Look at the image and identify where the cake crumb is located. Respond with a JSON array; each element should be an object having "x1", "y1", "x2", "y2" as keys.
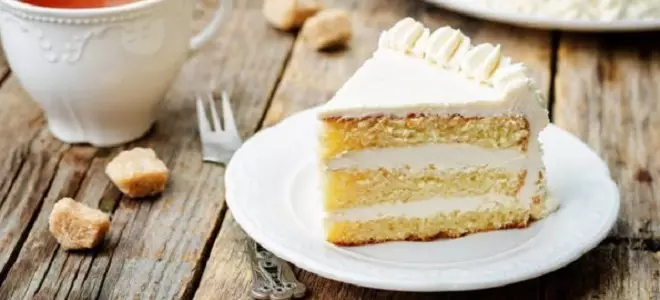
[
  {"x1": 538, "y1": 196, "x2": 560, "y2": 218},
  {"x1": 105, "y1": 147, "x2": 169, "y2": 198},
  {"x1": 49, "y1": 198, "x2": 111, "y2": 250},
  {"x1": 301, "y1": 9, "x2": 351, "y2": 50},
  {"x1": 263, "y1": 0, "x2": 323, "y2": 31}
]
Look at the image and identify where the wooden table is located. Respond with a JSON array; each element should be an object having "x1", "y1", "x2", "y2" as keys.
[{"x1": 1, "y1": 0, "x2": 659, "y2": 299}]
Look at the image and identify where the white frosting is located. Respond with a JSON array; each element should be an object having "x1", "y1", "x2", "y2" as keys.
[
  {"x1": 319, "y1": 50, "x2": 502, "y2": 115},
  {"x1": 325, "y1": 194, "x2": 523, "y2": 222},
  {"x1": 411, "y1": 28, "x2": 430, "y2": 58},
  {"x1": 327, "y1": 144, "x2": 526, "y2": 171},
  {"x1": 461, "y1": 44, "x2": 501, "y2": 82},
  {"x1": 378, "y1": 18, "x2": 425, "y2": 52},
  {"x1": 491, "y1": 63, "x2": 529, "y2": 90},
  {"x1": 425, "y1": 27, "x2": 465, "y2": 66},
  {"x1": 466, "y1": 0, "x2": 660, "y2": 21},
  {"x1": 318, "y1": 17, "x2": 550, "y2": 215},
  {"x1": 318, "y1": 19, "x2": 547, "y2": 118},
  {"x1": 448, "y1": 35, "x2": 472, "y2": 70}
]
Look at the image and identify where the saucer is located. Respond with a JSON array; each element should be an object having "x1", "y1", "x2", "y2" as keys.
[{"x1": 225, "y1": 108, "x2": 620, "y2": 292}]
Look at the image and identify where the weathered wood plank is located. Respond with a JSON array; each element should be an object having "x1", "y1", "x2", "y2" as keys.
[
  {"x1": 302, "y1": 244, "x2": 660, "y2": 299},
  {"x1": 0, "y1": 76, "x2": 46, "y2": 210},
  {"x1": 0, "y1": 0, "x2": 294, "y2": 298},
  {"x1": 0, "y1": 129, "x2": 68, "y2": 280},
  {"x1": 194, "y1": 212, "x2": 251, "y2": 300},
  {"x1": 554, "y1": 32, "x2": 660, "y2": 239},
  {"x1": 0, "y1": 146, "x2": 98, "y2": 300},
  {"x1": 0, "y1": 72, "x2": 69, "y2": 278}
]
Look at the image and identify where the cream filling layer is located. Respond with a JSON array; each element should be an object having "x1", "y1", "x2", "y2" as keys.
[
  {"x1": 326, "y1": 144, "x2": 527, "y2": 171},
  {"x1": 324, "y1": 194, "x2": 525, "y2": 222}
]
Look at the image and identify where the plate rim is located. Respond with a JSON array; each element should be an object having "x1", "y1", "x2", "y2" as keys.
[
  {"x1": 226, "y1": 108, "x2": 621, "y2": 292},
  {"x1": 425, "y1": 0, "x2": 660, "y2": 32}
]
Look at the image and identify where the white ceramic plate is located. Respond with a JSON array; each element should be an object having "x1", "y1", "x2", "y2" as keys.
[
  {"x1": 226, "y1": 108, "x2": 620, "y2": 292},
  {"x1": 425, "y1": 0, "x2": 660, "y2": 32}
]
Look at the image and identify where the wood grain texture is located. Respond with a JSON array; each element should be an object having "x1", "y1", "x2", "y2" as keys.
[
  {"x1": 194, "y1": 212, "x2": 251, "y2": 300},
  {"x1": 0, "y1": 146, "x2": 99, "y2": 300},
  {"x1": 553, "y1": 32, "x2": 660, "y2": 239},
  {"x1": 0, "y1": 130, "x2": 68, "y2": 279},
  {"x1": 0, "y1": 77, "x2": 45, "y2": 206},
  {"x1": 0, "y1": 0, "x2": 294, "y2": 298},
  {"x1": 0, "y1": 74, "x2": 67, "y2": 278},
  {"x1": 295, "y1": 245, "x2": 660, "y2": 300}
]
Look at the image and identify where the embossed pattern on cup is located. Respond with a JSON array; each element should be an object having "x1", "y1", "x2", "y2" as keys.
[{"x1": 0, "y1": 0, "x2": 227, "y2": 146}]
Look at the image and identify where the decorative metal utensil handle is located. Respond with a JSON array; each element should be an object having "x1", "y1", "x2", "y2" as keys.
[{"x1": 248, "y1": 241, "x2": 306, "y2": 300}]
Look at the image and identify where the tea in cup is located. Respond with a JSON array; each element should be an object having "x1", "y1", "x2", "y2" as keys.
[
  {"x1": 0, "y1": 0, "x2": 229, "y2": 146},
  {"x1": 20, "y1": 0, "x2": 141, "y2": 9}
]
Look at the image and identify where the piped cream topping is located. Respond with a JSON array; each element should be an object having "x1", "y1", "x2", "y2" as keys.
[
  {"x1": 378, "y1": 17, "x2": 425, "y2": 52},
  {"x1": 376, "y1": 18, "x2": 541, "y2": 98},
  {"x1": 425, "y1": 27, "x2": 462, "y2": 66},
  {"x1": 411, "y1": 28, "x2": 430, "y2": 58},
  {"x1": 461, "y1": 43, "x2": 502, "y2": 82},
  {"x1": 491, "y1": 63, "x2": 529, "y2": 90}
]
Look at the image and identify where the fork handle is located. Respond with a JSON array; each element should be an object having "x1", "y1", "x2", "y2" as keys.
[{"x1": 247, "y1": 241, "x2": 306, "y2": 300}]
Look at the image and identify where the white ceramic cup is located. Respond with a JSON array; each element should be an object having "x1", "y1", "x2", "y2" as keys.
[{"x1": 0, "y1": 0, "x2": 229, "y2": 146}]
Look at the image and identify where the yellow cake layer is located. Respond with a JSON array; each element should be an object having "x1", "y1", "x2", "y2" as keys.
[
  {"x1": 530, "y1": 169, "x2": 547, "y2": 219},
  {"x1": 325, "y1": 207, "x2": 531, "y2": 246},
  {"x1": 324, "y1": 167, "x2": 526, "y2": 211},
  {"x1": 320, "y1": 115, "x2": 529, "y2": 162}
]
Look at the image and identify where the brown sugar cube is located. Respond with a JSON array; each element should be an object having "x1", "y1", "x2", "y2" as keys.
[
  {"x1": 49, "y1": 198, "x2": 111, "y2": 250},
  {"x1": 263, "y1": 0, "x2": 323, "y2": 31},
  {"x1": 301, "y1": 9, "x2": 352, "y2": 50},
  {"x1": 105, "y1": 147, "x2": 169, "y2": 198}
]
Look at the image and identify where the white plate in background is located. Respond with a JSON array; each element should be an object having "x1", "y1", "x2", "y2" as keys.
[{"x1": 425, "y1": 0, "x2": 660, "y2": 32}]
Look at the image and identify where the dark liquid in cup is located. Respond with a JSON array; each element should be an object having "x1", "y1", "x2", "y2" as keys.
[{"x1": 20, "y1": 0, "x2": 140, "y2": 8}]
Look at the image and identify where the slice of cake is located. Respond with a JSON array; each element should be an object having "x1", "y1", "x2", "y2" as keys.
[{"x1": 317, "y1": 18, "x2": 554, "y2": 246}]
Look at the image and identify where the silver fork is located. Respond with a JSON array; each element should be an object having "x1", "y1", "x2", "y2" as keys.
[
  {"x1": 195, "y1": 91, "x2": 306, "y2": 299},
  {"x1": 196, "y1": 90, "x2": 243, "y2": 164}
]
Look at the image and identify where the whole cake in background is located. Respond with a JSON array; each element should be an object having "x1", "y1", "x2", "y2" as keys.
[
  {"x1": 317, "y1": 18, "x2": 558, "y2": 246},
  {"x1": 467, "y1": 0, "x2": 660, "y2": 21}
]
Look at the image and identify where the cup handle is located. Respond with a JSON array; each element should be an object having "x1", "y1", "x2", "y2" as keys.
[{"x1": 188, "y1": 0, "x2": 231, "y2": 55}]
